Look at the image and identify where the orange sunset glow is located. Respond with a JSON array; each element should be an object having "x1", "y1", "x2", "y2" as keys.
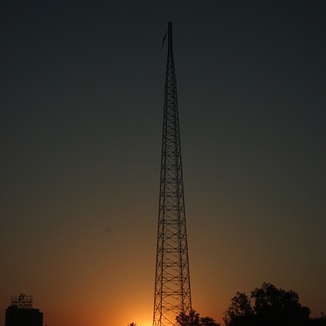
[{"x1": 1, "y1": 1, "x2": 326, "y2": 326}]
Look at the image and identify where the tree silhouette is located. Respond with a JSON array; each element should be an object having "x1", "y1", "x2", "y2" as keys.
[
  {"x1": 224, "y1": 282, "x2": 311, "y2": 326},
  {"x1": 176, "y1": 310, "x2": 220, "y2": 326},
  {"x1": 127, "y1": 323, "x2": 138, "y2": 326},
  {"x1": 223, "y1": 292, "x2": 254, "y2": 326},
  {"x1": 309, "y1": 313, "x2": 326, "y2": 326},
  {"x1": 251, "y1": 282, "x2": 310, "y2": 326}
]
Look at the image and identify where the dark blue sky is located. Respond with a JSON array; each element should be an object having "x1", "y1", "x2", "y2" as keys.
[{"x1": 1, "y1": 1, "x2": 325, "y2": 326}]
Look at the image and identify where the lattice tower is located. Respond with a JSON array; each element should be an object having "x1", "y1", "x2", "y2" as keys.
[{"x1": 153, "y1": 22, "x2": 192, "y2": 326}]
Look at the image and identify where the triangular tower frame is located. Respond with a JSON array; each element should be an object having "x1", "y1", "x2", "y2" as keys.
[{"x1": 153, "y1": 22, "x2": 192, "y2": 326}]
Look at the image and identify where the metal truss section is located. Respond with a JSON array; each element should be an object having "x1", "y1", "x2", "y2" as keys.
[{"x1": 153, "y1": 22, "x2": 192, "y2": 326}]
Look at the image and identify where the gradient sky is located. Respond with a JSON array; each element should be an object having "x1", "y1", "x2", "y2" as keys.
[{"x1": 1, "y1": 1, "x2": 325, "y2": 326}]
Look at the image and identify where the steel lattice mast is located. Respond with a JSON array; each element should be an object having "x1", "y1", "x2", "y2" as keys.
[{"x1": 153, "y1": 22, "x2": 192, "y2": 326}]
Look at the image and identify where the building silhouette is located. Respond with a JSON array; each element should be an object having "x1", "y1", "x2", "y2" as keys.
[{"x1": 5, "y1": 294, "x2": 43, "y2": 326}]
